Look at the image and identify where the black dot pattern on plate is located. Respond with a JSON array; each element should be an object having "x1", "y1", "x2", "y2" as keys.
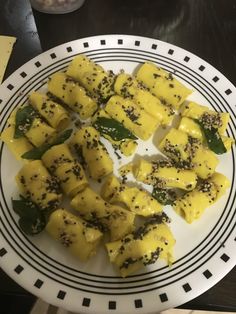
[
  {"x1": 82, "y1": 297, "x2": 91, "y2": 307},
  {"x1": 57, "y1": 290, "x2": 66, "y2": 300},
  {"x1": 182, "y1": 283, "x2": 192, "y2": 292},
  {"x1": 34, "y1": 279, "x2": 44, "y2": 288},
  {"x1": 184, "y1": 56, "x2": 190, "y2": 62},
  {"x1": 7, "y1": 84, "x2": 14, "y2": 90},
  {"x1": 35, "y1": 61, "x2": 41, "y2": 68},
  {"x1": 152, "y1": 44, "x2": 157, "y2": 50},
  {"x1": 159, "y1": 293, "x2": 168, "y2": 302},
  {"x1": 134, "y1": 299, "x2": 143, "y2": 308},
  {"x1": 100, "y1": 40, "x2": 106, "y2": 45},
  {"x1": 66, "y1": 46, "x2": 72, "y2": 52},
  {"x1": 14, "y1": 264, "x2": 24, "y2": 274},
  {"x1": 20, "y1": 71, "x2": 27, "y2": 78},
  {"x1": 0, "y1": 248, "x2": 7, "y2": 257},
  {"x1": 212, "y1": 76, "x2": 219, "y2": 82},
  {"x1": 83, "y1": 42, "x2": 89, "y2": 48},
  {"x1": 203, "y1": 269, "x2": 212, "y2": 279},
  {"x1": 168, "y1": 49, "x2": 174, "y2": 55},
  {"x1": 108, "y1": 301, "x2": 116, "y2": 310},
  {"x1": 220, "y1": 253, "x2": 230, "y2": 262},
  {"x1": 225, "y1": 89, "x2": 232, "y2": 95},
  {"x1": 50, "y1": 53, "x2": 57, "y2": 59},
  {"x1": 135, "y1": 40, "x2": 140, "y2": 46},
  {"x1": 199, "y1": 65, "x2": 205, "y2": 71},
  {"x1": 118, "y1": 39, "x2": 123, "y2": 45}
]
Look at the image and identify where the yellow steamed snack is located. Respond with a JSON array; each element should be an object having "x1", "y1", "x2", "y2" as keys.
[
  {"x1": 66, "y1": 54, "x2": 114, "y2": 100},
  {"x1": 1, "y1": 53, "x2": 233, "y2": 275},
  {"x1": 136, "y1": 62, "x2": 192, "y2": 109},
  {"x1": 29, "y1": 92, "x2": 70, "y2": 130},
  {"x1": 48, "y1": 72, "x2": 98, "y2": 119},
  {"x1": 174, "y1": 172, "x2": 230, "y2": 223},
  {"x1": 105, "y1": 95, "x2": 159, "y2": 140},
  {"x1": 71, "y1": 186, "x2": 135, "y2": 241},
  {"x1": 71, "y1": 126, "x2": 113, "y2": 179},
  {"x1": 106, "y1": 215, "x2": 175, "y2": 277},
  {"x1": 42, "y1": 143, "x2": 88, "y2": 197},
  {"x1": 101, "y1": 176, "x2": 162, "y2": 216},
  {"x1": 16, "y1": 160, "x2": 62, "y2": 210},
  {"x1": 46, "y1": 209, "x2": 103, "y2": 261}
]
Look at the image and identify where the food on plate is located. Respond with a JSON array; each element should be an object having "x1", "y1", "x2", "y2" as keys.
[
  {"x1": 132, "y1": 157, "x2": 198, "y2": 191},
  {"x1": 105, "y1": 95, "x2": 159, "y2": 140},
  {"x1": 46, "y1": 208, "x2": 103, "y2": 261},
  {"x1": 0, "y1": 52, "x2": 233, "y2": 276},
  {"x1": 179, "y1": 102, "x2": 234, "y2": 154},
  {"x1": 71, "y1": 126, "x2": 113, "y2": 179},
  {"x1": 173, "y1": 172, "x2": 230, "y2": 223},
  {"x1": 181, "y1": 101, "x2": 229, "y2": 134},
  {"x1": 42, "y1": 143, "x2": 88, "y2": 197},
  {"x1": 178, "y1": 117, "x2": 234, "y2": 153},
  {"x1": 14, "y1": 104, "x2": 57, "y2": 147},
  {"x1": 106, "y1": 213, "x2": 175, "y2": 277},
  {"x1": 66, "y1": 54, "x2": 115, "y2": 101},
  {"x1": 136, "y1": 62, "x2": 192, "y2": 109},
  {"x1": 48, "y1": 72, "x2": 98, "y2": 119},
  {"x1": 101, "y1": 175, "x2": 163, "y2": 216},
  {"x1": 71, "y1": 186, "x2": 135, "y2": 241},
  {"x1": 114, "y1": 73, "x2": 175, "y2": 125},
  {"x1": 159, "y1": 128, "x2": 219, "y2": 179},
  {"x1": 15, "y1": 160, "x2": 62, "y2": 211},
  {"x1": 0, "y1": 116, "x2": 33, "y2": 160},
  {"x1": 29, "y1": 92, "x2": 70, "y2": 130},
  {"x1": 92, "y1": 109, "x2": 138, "y2": 156}
]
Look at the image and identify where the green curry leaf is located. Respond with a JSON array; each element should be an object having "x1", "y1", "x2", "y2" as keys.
[
  {"x1": 14, "y1": 105, "x2": 37, "y2": 139},
  {"x1": 93, "y1": 117, "x2": 137, "y2": 141},
  {"x1": 21, "y1": 129, "x2": 73, "y2": 160},
  {"x1": 152, "y1": 188, "x2": 177, "y2": 205},
  {"x1": 12, "y1": 197, "x2": 46, "y2": 235},
  {"x1": 195, "y1": 119, "x2": 227, "y2": 154}
]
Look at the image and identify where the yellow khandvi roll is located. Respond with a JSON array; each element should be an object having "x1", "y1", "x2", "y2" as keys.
[
  {"x1": 25, "y1": 117, "x2": 56, "y2": 147},
  {"x1": 181, "y1": 102, "x2": 230, "y2": 135},
  {"x1": 133, "y1": 158, "x2": 197, "y2": 191},
  {"x1": 114, "y1": 73, "x2": 174, "y2": 125},
  {"x1": 66, "y1": 54, "x2": 114, "y2": 100},
  {"x1": 159, "y1": 128, "x2": 219, "y2": 179},
  {"x1": 71, "y1": 187, "x2": 135, "y2": 241},
  {"x1": 71, "y1": 126, "x2": 113, "y2": 179},
  {"x1": 178, "y1": 116, "x2": 234, "y2": 153},
  {"x1": 105, "y1": 95, "x2": 159, "y2": 140},
  {"x1": 101, "y1": 176, "x2": 162, "y2": 216},
  {"x1": 106, "y1": 214, "x2": 175, "y2": 277},
  {"x1": 42, "y1": 144, "x2": 88, "y2": 197},
  {"x1": 0, "y1": 109, "x2": 33, "y2": 160},
  {"x1": 173, "y1": 172, "x2": 230, "y2": 223},
  {"x1": 48, "y1": 72, "x2": 98, "y2": 119},
  {"x1": 136, "y1": 62, "x2": 192, "y2": 109},
  {"x1": 46, "y1": 209, "x2": 103, "y2": 261},
  {"x1": 16, "y1": 160, "x2": 62, "y2": 210},
  {"x1": 29, "y1": 92, "x2": 70, "y2": 130}
]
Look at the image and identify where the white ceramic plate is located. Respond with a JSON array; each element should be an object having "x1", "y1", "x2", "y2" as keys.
[{"x1": 0, "y1": 35, "x2": 236, "y2": 314}]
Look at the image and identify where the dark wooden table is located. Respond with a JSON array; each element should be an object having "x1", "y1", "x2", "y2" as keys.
[{"x1": 0, "y1": 0, "x2": 236, "y2": 313}]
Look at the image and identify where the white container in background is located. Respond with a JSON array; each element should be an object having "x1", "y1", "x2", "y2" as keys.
[{"x1": 30, "y1": 0, "x2": 85, "y2": 14}]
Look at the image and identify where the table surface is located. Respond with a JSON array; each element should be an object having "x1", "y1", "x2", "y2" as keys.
[{"x1": 0, "y1": 0, "x2": 236, "y2": 313}]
